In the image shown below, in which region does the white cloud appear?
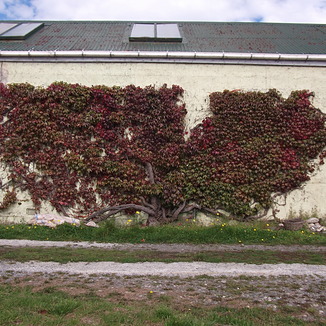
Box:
[0,0,325,23]
[244,0,326,23]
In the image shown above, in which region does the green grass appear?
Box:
[0,221,325,245]
[0,284,324,326]
[0,246,325,264]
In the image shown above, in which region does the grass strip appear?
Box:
[0,222,325,245]
[0,283,324,326]
[0,246,325,264]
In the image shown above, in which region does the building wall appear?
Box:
[1,61,326,222]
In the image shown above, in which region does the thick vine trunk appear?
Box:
[85,198,227,224]
[85,203,156,222]
[85,161,269,224]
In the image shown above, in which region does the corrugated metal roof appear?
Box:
[0,21,325,54]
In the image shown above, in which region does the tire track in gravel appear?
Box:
[0,239,325,278]
[1,260,326,277]
[1,239,326,252]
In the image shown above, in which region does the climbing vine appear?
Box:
[0,83,325,223]
[182,89,326,218]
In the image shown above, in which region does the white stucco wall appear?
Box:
[1,61,326,222]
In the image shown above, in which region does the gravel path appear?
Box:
[1,239,325,278]
[1,239,326,252]
[1,261,326,277]
[1,239,326,322]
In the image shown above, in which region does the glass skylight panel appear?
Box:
[156,24,181,40]
[130,23,182,42]
[0,23,17,35]
[0,23,43,39]
[130,24,155,39]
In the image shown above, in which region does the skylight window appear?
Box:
[0,23,17,35]
[130,23,182,42]
[131,24,155,39]
[0,22,43,40]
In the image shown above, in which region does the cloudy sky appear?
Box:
[0,0,326,23]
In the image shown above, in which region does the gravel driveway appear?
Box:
[1,239,325,322]
[0,239,325,277]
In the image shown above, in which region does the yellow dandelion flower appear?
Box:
[127,219,132,222]
[135,211,140,214]
[266,224,270,227]
[253,228,257,231]
[149,291,153,294]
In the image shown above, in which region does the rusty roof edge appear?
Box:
[0,50,325,62]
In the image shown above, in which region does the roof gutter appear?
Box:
[0,50,326,65]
